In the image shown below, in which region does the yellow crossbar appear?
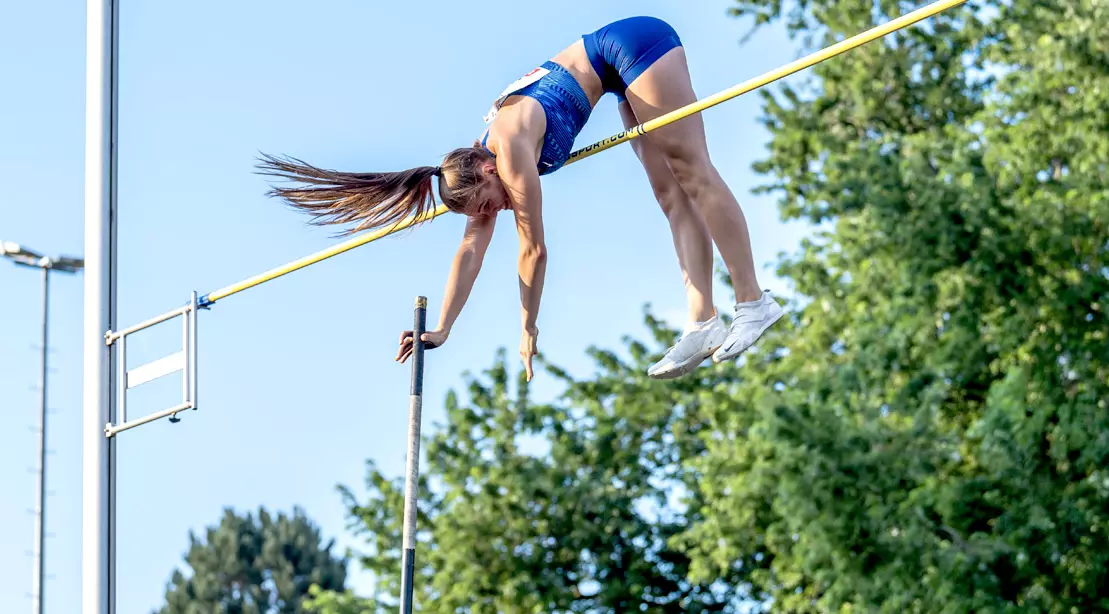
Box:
[200,0,966,307]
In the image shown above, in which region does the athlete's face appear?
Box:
[467,172,512,218]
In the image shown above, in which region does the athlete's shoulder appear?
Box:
[484,65,551,124]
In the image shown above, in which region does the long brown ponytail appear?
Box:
[257,144,494,237]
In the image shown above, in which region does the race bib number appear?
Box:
[484,66,549,124]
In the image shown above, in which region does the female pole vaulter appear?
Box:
[259,16,785,381]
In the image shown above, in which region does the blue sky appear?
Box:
[0,0,816,611]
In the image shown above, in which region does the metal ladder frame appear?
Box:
[103,291,199,438]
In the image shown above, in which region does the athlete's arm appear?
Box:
[396,213,495,363]
[441,213,497,331]
[497,134,546,381]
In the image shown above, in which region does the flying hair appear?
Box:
[256,143,494,237]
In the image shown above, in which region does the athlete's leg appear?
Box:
[624,46,762,304]
[619,100,726,379]
[625,46,784,362]
[618,100,714,323]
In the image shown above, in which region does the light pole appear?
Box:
[1,240,84,614]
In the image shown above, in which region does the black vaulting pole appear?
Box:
[400,295,426,613]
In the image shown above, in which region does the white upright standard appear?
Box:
[83,0,118,611]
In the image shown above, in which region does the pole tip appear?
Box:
[415,296,427,308]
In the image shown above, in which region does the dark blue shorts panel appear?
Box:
[582,16,682,103]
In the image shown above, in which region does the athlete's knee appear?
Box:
[664,150,715,200]
[652,128,707,171]
[653,181,687,218]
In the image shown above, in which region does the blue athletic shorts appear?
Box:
[582,16,683,103]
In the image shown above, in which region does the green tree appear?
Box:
[308,343,749,613]
[157,506,348,614]
[679,0,1109,611]
[307,1,1109,611]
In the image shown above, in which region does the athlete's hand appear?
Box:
[396,328,447,364]
[520,326,538,381]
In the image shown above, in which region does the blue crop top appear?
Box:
[481,61,593,176]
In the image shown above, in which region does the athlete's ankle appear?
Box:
[689,305,715,322]
[734,287,763,304]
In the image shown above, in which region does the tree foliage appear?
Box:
[311,342,750,613]
[310,0,1109,611]
[157,506,348,614]
[680,0,1109,611]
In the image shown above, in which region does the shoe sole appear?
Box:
[648,342,724,380]
[711,308,785,364]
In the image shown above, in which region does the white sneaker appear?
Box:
[647,314,728,379]
[712,291,784,363]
